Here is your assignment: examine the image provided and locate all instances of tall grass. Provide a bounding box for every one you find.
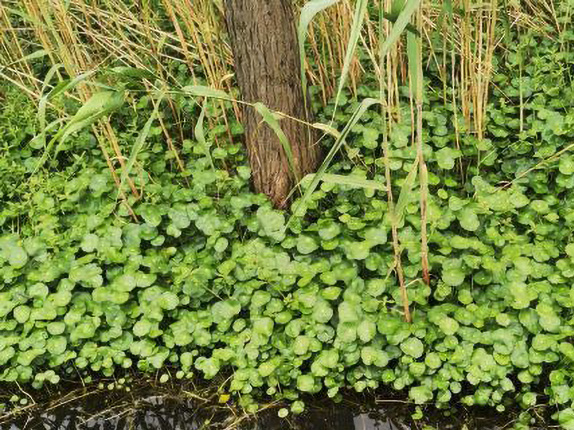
[1,0,560,133]
[293,0,565,321]
[0,2,547,102]
[1,0,569,321]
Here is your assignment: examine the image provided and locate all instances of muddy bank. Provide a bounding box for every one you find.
[1,381,530,430]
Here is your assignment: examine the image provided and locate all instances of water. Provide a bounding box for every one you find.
[0,384,517,430]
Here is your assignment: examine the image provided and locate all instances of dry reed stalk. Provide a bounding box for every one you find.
[1,0,565,228]
[16,0,140,211]
[379,0,411,324]
[408,4,430,287]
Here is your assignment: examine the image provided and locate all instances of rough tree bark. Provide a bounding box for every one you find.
[224,0,321,208]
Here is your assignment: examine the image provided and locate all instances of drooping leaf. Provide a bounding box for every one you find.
[181,85,231,100]
[298,0,341,103]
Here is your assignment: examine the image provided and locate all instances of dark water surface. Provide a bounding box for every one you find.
[0,384,520,430]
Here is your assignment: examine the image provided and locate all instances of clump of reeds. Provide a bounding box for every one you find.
[1,0,568,321]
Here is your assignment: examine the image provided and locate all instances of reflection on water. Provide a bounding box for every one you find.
[1,385,512,430]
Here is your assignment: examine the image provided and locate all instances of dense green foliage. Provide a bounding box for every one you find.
[1,23,574,428]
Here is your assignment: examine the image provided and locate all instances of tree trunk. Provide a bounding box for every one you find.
[224,0,320,208]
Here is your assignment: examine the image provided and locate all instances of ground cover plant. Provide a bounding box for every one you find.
[1,0,574,428]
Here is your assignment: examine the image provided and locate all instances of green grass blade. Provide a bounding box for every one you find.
[500,0,513,52]
[391,0,407,17]
[33,68,100,171]
[290,97,381,221]
[0,49,48,71]
[394,157,419,225]
[304,172,386,192]
[117,93,165,200]
[380,0,421,59]
[407,30,420,100]
[312,122,341,139]
[33,90,125,173]
[195,99,215,171]
[46,71,98,101]
[109,66,157,81]
[333,0,369,115]
[2,6,45,28]
[28,118,65,150]
[59,90,125,144]
[36,64,64,150]
[38,69,98,139]
[254,102,300,183]
[298,0,340,104]
[182,85,231,100]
